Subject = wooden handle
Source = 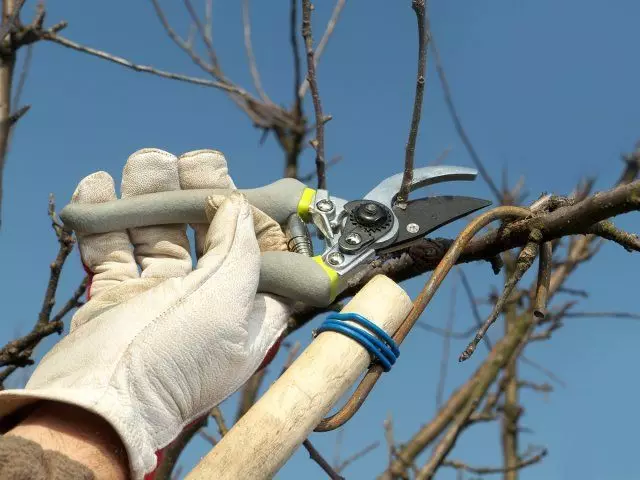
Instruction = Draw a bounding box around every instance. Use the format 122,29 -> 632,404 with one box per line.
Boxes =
185,275 -> 412,480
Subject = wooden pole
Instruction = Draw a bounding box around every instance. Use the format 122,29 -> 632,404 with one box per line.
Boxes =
185,275 -> 412,480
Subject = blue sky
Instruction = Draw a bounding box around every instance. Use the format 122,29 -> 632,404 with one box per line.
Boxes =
2,1 -> 639,479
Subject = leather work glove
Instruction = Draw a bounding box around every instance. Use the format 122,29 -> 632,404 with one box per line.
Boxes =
0,148 -> 292,479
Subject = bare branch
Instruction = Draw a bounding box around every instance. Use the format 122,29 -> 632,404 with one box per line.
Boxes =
436,277 -> 458,408
460,234 -> 541,362
210,406 -> 229,438
41,32 -> 240,92
442,448 -> 547,475
588,219 -> 640,252
518,381 -> 553,393
458,268 -> 493,351
302,0 -> 327,189
556,286 -> 588,298
181,0 -> 221,70
520,355 -> 566,388
303,439 -> 345,480
397,0 -> 429,204
12,43 -> 32,109
198,429 -> 217,446
562,311 -> 640,320
298,0 -> 346,98
0,195 -> 84,385
298,154 -> 342,182
335,441 -> 380,473
241,0 -> 270,102
430,35 -> 501,200
416,399 -> 480,480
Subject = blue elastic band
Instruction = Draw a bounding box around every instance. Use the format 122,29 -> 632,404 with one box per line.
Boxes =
316,312 -> 400,372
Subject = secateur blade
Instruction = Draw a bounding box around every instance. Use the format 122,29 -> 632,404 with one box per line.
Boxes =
363,165 -> 479,207
378,195 -> 492,254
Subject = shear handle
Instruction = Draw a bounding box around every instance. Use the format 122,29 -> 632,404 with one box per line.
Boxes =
59,178 -> 312,234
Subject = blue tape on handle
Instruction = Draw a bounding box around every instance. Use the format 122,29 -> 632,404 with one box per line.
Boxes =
316,312 -> 400,372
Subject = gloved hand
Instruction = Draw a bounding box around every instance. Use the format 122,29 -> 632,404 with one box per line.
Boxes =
0,148 -> 292,479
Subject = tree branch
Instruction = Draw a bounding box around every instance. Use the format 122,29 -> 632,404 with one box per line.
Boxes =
430,35 -> 501,200
397,0 -> 429,205
241,0 -> 269,102
298,0 -> 346,98
442,448 -> 547,475
302,0 -> 327,189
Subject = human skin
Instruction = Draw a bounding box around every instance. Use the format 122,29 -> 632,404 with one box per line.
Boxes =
7,401 -> 129,480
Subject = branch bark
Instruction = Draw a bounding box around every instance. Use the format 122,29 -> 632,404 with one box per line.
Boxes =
398,0 -> 429,205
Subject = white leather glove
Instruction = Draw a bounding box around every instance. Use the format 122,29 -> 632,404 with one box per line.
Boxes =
0,148 -> 291,479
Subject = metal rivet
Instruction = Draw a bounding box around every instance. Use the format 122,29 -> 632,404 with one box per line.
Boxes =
406,223 -> 420,234
327,252 -> 344,266
316,199 -> 334,212
364,203 -> 378,214
345,233 -> 362,245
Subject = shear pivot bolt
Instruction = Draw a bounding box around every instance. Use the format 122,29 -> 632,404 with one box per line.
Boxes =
316,200 -> 334,212
345,233 -> 362,245
327,252 -> 344,266
406,223 -> 420,234
364,203 -> 378,214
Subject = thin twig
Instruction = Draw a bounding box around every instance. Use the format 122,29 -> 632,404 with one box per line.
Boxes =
458,268 -> 493,351
298,0 -> 346,98
562,311 -> 640,320
298,155 -> 342,182
430,35 -> 501,200
182,0 -> 221,71
290,0 -> 302,101
198,430 -> 218,446
588,219 -> 640,252
12,44 -> 32,109
41,32 -> 240,92
302,0 -> 327,189
442,448 -> 547,475
459,232 -> 542,362
397,0 -> 429,205
335,441 -> 380,472
520,355 -> 566,388
556,286 -> 588,298
416,399 -> 480,480
210,406 -> 229,437
0,196 -> 84,385
436,276 -> 458,408
241,0 -> 269,102
303,439 -> 345,480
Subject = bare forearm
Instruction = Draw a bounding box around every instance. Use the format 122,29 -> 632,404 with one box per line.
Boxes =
6,401 -> 129,480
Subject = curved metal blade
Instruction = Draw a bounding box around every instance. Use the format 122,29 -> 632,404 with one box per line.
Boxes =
363,166 -> 479,208
378,195 -> 491,253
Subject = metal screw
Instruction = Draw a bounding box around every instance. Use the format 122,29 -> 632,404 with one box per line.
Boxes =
364,203 -> 378,214
327,252 -> 344,266
316,199 -> 334,212
406,223 -> 420,234
345,233 -> 362,245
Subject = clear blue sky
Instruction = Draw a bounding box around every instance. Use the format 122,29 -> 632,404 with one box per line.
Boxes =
2,1 -> 639,479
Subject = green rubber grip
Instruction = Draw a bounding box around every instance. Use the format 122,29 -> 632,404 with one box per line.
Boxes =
59,177 -> 308,234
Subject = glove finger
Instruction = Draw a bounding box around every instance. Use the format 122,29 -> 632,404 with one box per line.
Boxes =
178,149 -> 236,259
205,194 -> 287,253
70,171 -> 138,299
121,148 -> 192,279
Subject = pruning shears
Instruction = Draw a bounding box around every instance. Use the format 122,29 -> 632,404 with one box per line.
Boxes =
59,166 -> 491,306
